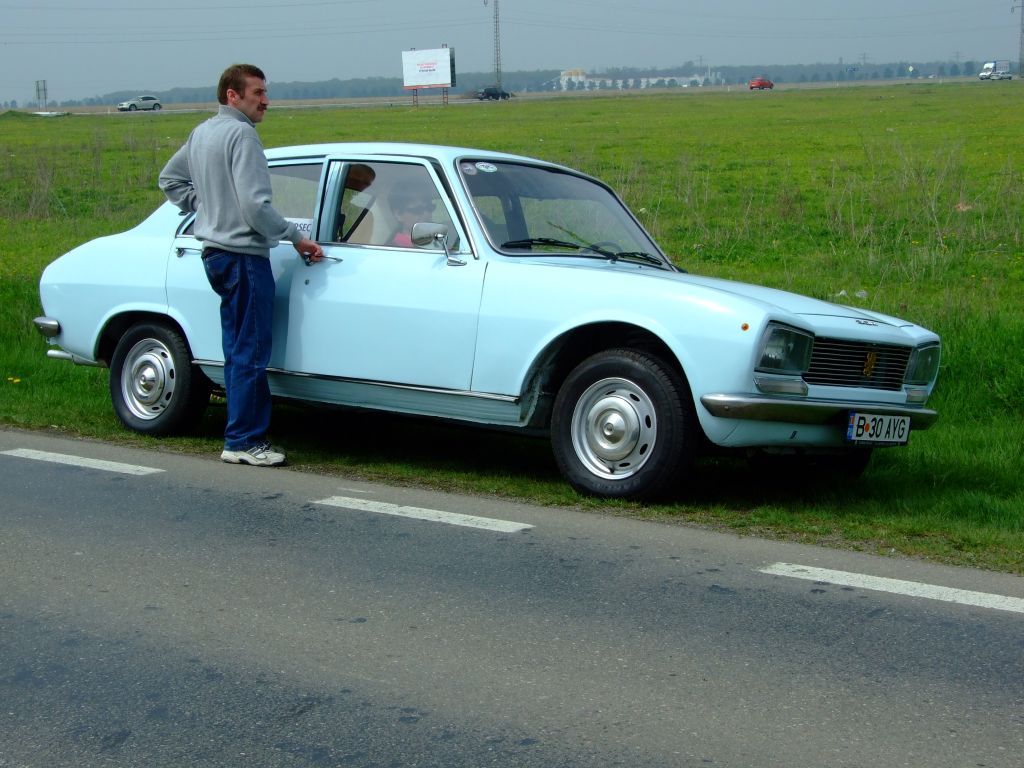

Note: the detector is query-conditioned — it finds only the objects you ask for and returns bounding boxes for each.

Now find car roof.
[263,142,562,169]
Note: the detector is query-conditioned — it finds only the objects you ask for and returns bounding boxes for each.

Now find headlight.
[904,343,941,385]
[756,324,814,374]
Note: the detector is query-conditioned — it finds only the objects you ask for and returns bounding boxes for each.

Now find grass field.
[1,82,1022,572]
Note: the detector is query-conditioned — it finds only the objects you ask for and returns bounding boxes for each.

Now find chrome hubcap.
[121,339,175,420]
[571,377,657,479]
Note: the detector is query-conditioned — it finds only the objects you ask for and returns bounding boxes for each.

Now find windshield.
[458,159,670,268]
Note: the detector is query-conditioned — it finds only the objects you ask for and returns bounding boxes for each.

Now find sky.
[0,0,1018,105]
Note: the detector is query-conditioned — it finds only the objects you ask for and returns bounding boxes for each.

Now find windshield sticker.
[475,162,498,173]
[460,162,477,176]
[285,217,314,236]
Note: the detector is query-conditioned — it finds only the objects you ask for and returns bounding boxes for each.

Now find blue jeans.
[202,249,274,451]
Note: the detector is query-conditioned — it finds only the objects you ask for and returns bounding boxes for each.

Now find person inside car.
[336,164,377,243]
[387,191,436,247]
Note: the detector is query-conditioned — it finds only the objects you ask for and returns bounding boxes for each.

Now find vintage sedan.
[34,143,941,499]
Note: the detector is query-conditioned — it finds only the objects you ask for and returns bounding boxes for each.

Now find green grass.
[1,83,1022,572]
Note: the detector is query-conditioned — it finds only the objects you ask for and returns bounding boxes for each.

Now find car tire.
[128,104,137,111]
[551,349,696,500]
[153,104,162,111]
[109,323,210,436]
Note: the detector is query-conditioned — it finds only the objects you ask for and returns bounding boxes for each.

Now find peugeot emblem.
[863,350,878,377]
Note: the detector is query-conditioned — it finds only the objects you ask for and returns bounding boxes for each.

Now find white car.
[34,143,941,499]
[988,70,1013,81]
[117,95,162,111]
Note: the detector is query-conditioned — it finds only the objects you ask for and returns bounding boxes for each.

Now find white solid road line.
[761,562,1024,615]
[314,495,533,533]
[1,448,164,476]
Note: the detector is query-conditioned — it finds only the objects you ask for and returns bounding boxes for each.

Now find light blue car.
[35,143,941,499]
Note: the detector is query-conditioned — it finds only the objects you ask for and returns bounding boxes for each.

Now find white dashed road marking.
[6,448,1019,612]
[314,495,533,533]
[1,448,164,476]
[761,562,1024,615]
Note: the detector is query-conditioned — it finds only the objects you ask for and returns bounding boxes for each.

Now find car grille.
[803,338,911,391]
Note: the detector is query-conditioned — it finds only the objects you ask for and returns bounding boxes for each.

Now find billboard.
[401,48,456,90]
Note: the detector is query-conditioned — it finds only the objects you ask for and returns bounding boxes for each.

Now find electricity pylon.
[483,0,502,88]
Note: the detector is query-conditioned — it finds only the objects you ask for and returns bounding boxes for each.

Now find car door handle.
[175,247,201,258]
[303,254,343,266]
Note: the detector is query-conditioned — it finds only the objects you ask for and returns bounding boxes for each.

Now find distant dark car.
[476,86,512,100]
[748,77,774,90]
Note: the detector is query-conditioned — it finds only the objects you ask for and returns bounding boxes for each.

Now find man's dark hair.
[217,64,266,105]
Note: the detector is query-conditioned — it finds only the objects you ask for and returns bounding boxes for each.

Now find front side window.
[329,161,457,249]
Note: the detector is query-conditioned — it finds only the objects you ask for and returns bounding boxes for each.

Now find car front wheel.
[109,323,210,435]
[551,349,696,500]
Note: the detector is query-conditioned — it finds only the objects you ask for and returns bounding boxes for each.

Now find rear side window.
[180,162,322,237]
[268,163,322,219]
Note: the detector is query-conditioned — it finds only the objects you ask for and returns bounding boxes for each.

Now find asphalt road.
[1,428,1022,767]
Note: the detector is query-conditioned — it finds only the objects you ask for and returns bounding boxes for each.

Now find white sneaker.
[220,441,286,467]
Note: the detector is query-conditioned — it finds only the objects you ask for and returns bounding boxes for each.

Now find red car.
[748,77,774,90]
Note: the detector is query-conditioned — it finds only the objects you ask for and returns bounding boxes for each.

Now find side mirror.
[411,222,466,266]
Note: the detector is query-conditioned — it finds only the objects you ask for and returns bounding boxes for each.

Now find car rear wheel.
[109,323,210,435]
[551,349,696,500]
[153,104,161,111]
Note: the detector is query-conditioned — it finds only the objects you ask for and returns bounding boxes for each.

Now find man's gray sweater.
[159,105,301,257]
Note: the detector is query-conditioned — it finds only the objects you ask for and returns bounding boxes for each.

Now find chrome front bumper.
[700,393,938,430]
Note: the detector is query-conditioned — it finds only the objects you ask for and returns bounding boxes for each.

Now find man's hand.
[294,238,324,263]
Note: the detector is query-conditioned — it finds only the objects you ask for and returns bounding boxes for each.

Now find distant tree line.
[709,60,986,85]
[35,59,995,108]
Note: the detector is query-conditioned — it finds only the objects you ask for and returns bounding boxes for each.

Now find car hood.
[517,257,919,330]
[673,272,906,325]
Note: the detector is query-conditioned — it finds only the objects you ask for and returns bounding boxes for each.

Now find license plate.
[846,412,910,445]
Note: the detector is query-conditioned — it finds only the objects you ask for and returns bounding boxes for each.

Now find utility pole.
[1014,2,1024,75]
[35,80,47,110]
[483,0,502,88]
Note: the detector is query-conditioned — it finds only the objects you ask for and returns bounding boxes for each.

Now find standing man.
[159,63,323,467]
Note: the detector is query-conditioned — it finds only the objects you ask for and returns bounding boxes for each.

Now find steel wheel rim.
[120,338,176,420]
[570,376,657,480]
